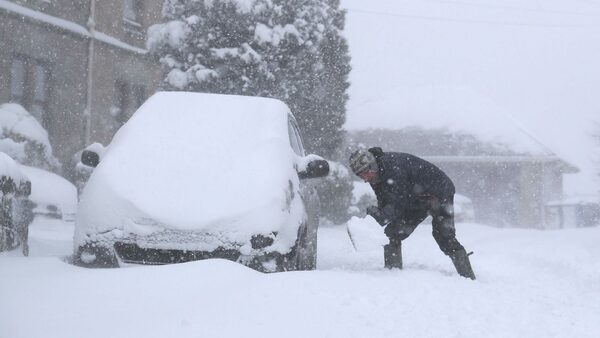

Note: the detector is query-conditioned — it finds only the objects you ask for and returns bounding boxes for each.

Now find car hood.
[76,92,304,252]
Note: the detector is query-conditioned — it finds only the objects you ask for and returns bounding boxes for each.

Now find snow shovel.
[345,216,388,252]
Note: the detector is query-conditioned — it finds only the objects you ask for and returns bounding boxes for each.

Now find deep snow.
[1,216,599,338]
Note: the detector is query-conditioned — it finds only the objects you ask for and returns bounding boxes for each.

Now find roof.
[347,85,579,173]
[349,85,554,154]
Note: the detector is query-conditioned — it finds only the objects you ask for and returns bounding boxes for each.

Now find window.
[31,64,48,119]
[132,85,145,109]
[114,80,129,124]
[10,59,25,103]
[9,56,50,126]
[114,80,146,125]
[123,0,143,24]
[288,116,305,156]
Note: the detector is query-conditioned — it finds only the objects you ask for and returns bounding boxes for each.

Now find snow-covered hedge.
[0,151,32,255]
[0,103,60,171]
[0,152,29,189]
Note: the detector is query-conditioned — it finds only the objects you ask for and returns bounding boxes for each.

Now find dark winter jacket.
[369,147,455,223]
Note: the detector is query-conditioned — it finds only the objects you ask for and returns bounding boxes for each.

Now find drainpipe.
[83,0,96,146]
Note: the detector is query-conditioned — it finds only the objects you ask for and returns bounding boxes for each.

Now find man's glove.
[366,206,390,226]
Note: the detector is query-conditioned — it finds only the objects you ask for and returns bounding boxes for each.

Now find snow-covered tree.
[0,103,60,171]
[148,0,350,157]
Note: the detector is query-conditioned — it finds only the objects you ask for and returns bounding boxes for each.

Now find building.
[0,0,163,178]
[348,86,579,229]
[546,195,600,229]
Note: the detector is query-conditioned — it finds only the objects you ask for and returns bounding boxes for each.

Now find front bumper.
[113,241,240,265]
[74,229,294,272]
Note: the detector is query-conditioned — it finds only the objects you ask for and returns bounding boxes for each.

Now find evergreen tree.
[148,0,351,158]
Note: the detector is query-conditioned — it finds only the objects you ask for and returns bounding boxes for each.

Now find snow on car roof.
[78,92,302,245]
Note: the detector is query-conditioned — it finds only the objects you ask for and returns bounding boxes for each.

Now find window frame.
[288,115,305,157]
[113,80,146,125]
[9,54,51,127]
[122,0,143,25]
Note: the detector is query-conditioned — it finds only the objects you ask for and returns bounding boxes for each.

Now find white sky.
[341,0,600,196]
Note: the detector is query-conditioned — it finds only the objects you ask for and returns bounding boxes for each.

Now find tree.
[148,0,351,158]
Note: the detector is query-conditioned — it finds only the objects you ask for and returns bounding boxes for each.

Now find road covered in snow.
[1,217,599,338]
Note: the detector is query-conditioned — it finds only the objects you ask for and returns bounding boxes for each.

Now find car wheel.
[294,222,318,271]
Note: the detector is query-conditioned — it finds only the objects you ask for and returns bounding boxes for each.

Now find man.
[349,147,476,280]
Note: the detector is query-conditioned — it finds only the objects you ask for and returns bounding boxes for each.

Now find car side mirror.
[298,159,329,179]
[81,150,100,168]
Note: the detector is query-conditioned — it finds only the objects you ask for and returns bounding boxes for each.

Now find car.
[0,152,33,255]
[74,92,329,272]
[19,165,77,222]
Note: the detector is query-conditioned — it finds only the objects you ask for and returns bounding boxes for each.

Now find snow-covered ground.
[1,216,599,338]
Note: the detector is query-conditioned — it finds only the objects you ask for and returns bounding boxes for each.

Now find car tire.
[294,222,318,271]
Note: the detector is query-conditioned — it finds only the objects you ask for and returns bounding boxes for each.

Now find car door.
[287,115,320,263]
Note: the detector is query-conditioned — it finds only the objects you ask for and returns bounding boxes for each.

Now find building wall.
[436,162,521,227]
[9,0,91,25]
[0,0,163,178]
[434,161,565,228]
[89,43,161,145]
[0,10,89,167]
[517,164,544,228]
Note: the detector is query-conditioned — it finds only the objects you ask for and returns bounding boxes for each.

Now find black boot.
[384,241,402,269]
[450,249,476,280]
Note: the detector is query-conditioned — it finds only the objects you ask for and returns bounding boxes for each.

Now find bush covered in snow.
[315,161,353,224]
[0,152,33,255]
[0,103,60,171]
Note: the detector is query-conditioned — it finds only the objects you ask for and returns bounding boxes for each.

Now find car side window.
[288,116,305,156]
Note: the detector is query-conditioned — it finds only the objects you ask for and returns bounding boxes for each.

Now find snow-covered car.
[74,92,329,272]
[0,152,32,255]
[19,165,77,221]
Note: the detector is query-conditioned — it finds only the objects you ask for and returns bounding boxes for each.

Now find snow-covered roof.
[347,85,554,156]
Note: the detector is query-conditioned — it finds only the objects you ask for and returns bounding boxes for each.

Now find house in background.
[0,0,164,178]
[546,195,600,229]
[348,86,578,229]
